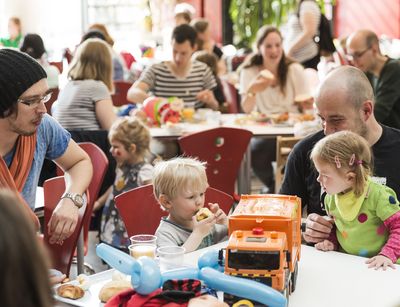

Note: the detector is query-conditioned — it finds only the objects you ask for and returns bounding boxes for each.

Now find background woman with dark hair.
[239,25,310,193]
[0,189,53,307]
[20,33,60,89]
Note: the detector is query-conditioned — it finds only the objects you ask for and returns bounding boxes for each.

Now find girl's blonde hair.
[108,117,150,159]
[68,38,113,92]
[153,157,209,202]
[310,131,372,196]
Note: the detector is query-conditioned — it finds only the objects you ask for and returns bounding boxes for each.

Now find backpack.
[315,14,336,56]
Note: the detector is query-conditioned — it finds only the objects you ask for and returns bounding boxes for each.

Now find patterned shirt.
[325,179,400,263]
[54,79,111,131]
[139,61,217,109]
[100,162,153,250]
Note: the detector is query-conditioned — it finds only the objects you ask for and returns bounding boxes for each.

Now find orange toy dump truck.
[224,194,301,303]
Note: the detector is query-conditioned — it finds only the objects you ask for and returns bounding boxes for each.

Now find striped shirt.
[53,79,111,131]
[284,1,321,63]
[139,61,217,109]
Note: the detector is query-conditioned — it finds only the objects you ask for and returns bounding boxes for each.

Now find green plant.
[229,0,335,48]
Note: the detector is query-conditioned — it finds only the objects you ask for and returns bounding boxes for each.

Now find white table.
[150,114,294,194]
[185,242,400,307]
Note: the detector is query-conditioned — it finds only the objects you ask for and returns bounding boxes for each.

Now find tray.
[54,269,118,306]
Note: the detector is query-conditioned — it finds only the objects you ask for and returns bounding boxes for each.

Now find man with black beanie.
[0,49,93,246]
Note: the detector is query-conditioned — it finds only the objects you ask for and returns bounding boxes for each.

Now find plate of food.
[54,270,132,306]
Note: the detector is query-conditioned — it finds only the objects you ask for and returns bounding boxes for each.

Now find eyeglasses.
[346,47,371,61]
[17,91,52,107]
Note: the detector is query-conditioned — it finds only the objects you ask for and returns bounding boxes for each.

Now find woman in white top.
[54,38,117,131]
[239,25,310,193]
[284,0,321,69]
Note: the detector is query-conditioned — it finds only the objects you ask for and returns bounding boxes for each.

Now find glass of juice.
[128,234,157,259]
[181,102,196,121]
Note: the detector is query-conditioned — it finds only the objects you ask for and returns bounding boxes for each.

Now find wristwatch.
[247,91,256,97]
[61,192,84,208]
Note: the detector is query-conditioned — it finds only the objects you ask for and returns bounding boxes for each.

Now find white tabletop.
[150,114,294,139]
[185,242,400,307]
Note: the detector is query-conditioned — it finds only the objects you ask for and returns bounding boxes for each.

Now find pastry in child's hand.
[57,284,85,300]
[98,280,132,303]
[196,207,213,221]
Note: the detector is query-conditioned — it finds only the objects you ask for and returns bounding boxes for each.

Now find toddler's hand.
[315,240,335,251]
[192,215,216,238]
[365,255,396,270]
[208,203,228,226]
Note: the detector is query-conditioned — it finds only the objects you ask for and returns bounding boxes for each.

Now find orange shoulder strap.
[0,134,40,230]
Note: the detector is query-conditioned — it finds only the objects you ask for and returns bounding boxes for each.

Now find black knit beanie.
[0,48,47,117]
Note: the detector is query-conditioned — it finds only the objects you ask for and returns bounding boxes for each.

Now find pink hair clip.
[349,154,355,166]
[334,156,341,168]
[356,160,363,165]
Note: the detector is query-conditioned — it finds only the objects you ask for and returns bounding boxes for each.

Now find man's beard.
[8,119,36,136]
[354,116,368,139]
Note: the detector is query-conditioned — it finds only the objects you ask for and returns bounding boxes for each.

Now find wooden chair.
[43,176,88,276]
[220,78,240,113]
[178,127,253,199]
[112,81,133,106]
[115,184,234,237]
[275,136,302,193]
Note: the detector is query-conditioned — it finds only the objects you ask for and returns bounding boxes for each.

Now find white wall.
[1,0,83,60]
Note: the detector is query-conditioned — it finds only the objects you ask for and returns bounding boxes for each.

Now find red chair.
[178,127,253,199]
[56,142,109,268]
[112,81,133,106]
[43,176,88,276]
[120,51,136,70]
[115,184,233,237]
[46,88,59,115]
[49,61,63,74]
[115,184,165,237]
[220,78,240,113]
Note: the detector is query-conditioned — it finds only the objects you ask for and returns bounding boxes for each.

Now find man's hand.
[47,198,79,244]
[196,89,218,109]
[303,213,334,243]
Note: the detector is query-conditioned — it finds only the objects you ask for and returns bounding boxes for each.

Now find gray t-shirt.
[3,114,70,209]
[54,79,111,130]
[155,217,228,250]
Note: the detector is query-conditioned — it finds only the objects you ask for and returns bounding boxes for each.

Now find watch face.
[74,194,84,207]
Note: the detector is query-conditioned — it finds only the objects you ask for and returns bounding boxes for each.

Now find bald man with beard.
[279,66,400,244]
[347,29,400,129]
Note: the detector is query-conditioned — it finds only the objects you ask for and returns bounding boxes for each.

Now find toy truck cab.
[225,194,301,302]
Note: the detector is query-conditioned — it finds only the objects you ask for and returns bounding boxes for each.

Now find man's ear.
[360,101,373,121]
[158,194,172,210]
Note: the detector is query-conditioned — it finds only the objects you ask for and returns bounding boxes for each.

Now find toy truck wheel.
[291,261,299,293]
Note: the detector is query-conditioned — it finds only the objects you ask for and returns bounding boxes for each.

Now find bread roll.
[260,69,274,80]
[196,207,213,221]
[98,280,132,303]
[57,284,85,300]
